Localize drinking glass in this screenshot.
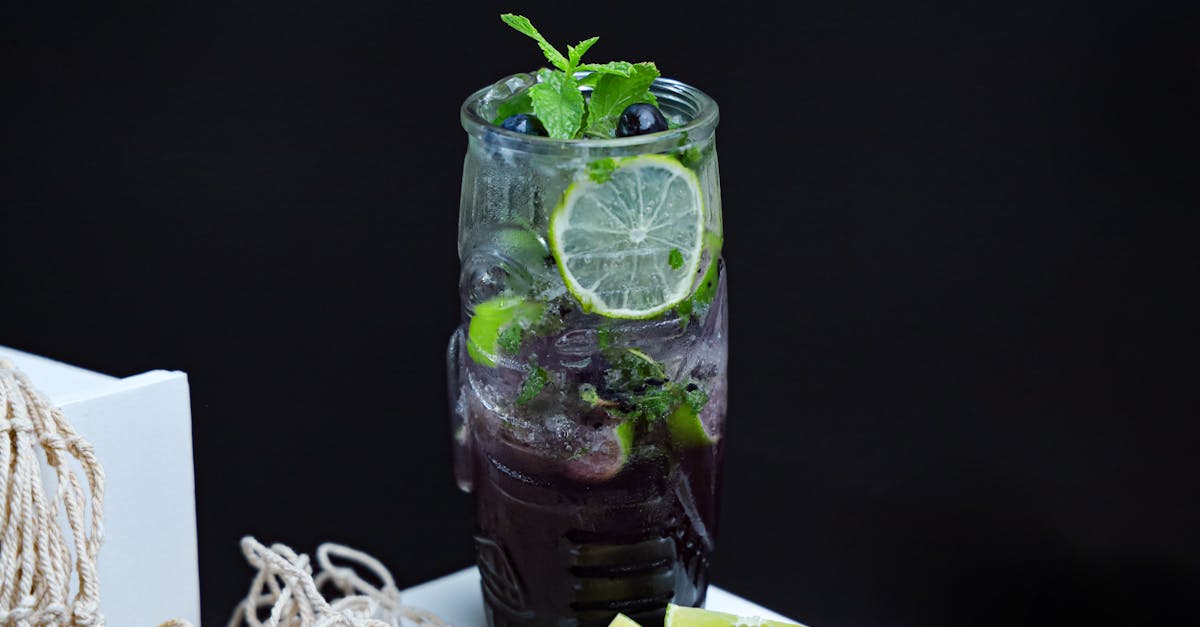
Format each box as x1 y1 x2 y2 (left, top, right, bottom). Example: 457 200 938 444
448 73 725 627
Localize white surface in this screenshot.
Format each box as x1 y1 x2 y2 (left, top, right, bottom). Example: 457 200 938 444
0 346 201 626
402 567 803 626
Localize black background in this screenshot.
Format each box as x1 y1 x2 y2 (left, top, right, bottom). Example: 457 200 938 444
3 1 1198 625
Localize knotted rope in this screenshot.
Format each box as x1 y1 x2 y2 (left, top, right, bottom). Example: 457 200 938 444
162 537 451 627
0 358 106 626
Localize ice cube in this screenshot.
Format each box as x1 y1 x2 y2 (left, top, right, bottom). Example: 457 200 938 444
479 73 536 122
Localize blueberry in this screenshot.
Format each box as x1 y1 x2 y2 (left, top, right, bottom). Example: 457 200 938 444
499 114 547 136
616 103 669 137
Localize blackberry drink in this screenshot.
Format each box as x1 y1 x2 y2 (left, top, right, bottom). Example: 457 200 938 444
448 15 726 627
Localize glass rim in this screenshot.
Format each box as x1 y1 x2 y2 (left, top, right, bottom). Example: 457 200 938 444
460 74 719 154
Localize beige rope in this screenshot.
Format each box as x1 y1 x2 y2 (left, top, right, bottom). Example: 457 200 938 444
163 537 450 627
0 360 449 627
0 358 106 626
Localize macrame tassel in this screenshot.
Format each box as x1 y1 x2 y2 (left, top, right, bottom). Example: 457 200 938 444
0 359 106 626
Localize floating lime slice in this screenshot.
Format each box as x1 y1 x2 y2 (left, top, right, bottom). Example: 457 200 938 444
664 604 802 627
466 296 545 367
549 155 705 319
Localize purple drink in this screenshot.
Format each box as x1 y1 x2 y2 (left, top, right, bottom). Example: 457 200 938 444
449 20 725 625
450 270 726 626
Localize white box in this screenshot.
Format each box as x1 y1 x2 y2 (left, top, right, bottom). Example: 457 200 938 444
0 346 201 626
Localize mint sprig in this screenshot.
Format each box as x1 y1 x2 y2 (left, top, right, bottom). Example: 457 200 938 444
500 14 662 139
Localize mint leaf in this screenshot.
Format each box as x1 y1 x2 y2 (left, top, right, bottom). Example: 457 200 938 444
577 61 634 77
530 69 584 139
497 325 524 354
685 384 709 414
675 144 704 169
587 158 617 183
597 327 614 350
577 72 604 89
583 62 660 137
567 37 599 72
501 14 569 71
605 348 667 390
597 347 710 425
517 362 550 405
493 92 533 125
668 248 683 269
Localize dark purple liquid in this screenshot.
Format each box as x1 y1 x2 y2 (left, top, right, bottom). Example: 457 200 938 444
470 436 722 627
446 267 729 627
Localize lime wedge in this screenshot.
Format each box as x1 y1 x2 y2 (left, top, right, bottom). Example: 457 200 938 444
667 403 716 447
549 155 705 319
608 614 644 627
466 296 545 367
665 604 802 627
564 419 634 483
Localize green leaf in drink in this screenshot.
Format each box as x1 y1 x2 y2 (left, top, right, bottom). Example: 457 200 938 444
516 361 550 405
567 36 599 69
492 92 533 125
587 157 617 183
500 14 569 71
578 60 635 78
496 325 524 354
530 70 585 139
668 248 684 269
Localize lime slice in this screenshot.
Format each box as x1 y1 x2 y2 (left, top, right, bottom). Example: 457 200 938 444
549 155 705 319
466 296 545 367
608 614 644 627
665 604 802 627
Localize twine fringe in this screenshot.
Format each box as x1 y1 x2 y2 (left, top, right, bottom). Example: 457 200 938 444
0 358 106 626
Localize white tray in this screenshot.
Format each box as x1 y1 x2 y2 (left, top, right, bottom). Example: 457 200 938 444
401 567 801 626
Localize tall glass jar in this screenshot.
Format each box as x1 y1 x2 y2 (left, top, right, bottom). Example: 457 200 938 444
448 73 725 627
